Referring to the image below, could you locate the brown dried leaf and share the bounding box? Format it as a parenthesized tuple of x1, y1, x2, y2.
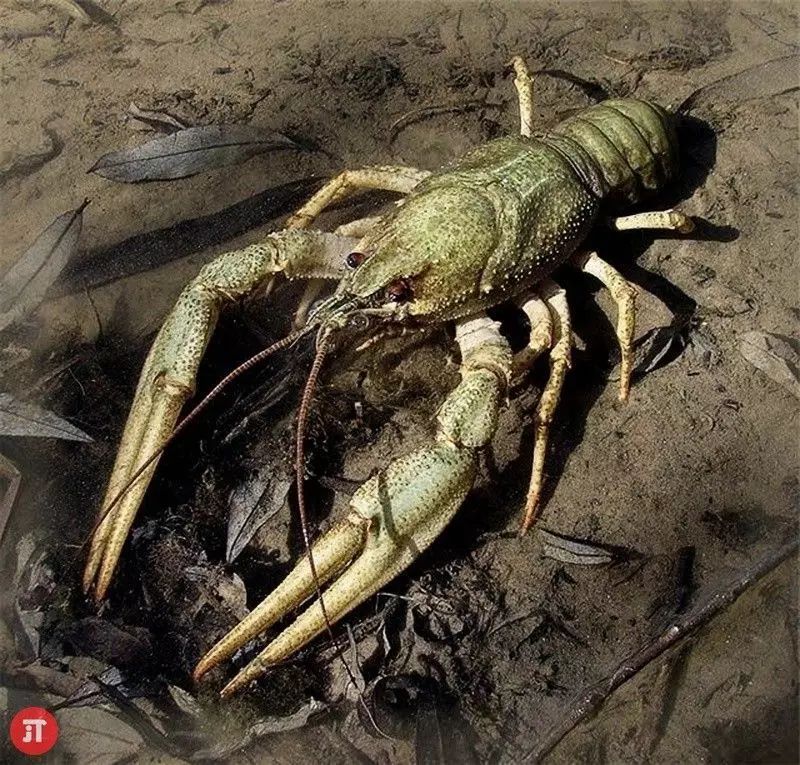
(89, 125, 299, 182)
(167, 685, 203, 720)
(0, 393, 93, 441)
(226, 467, 292, 563)
(633, 325, 686, 376)
(739, 331, 800, 399)
(540, 528, 614, 566)
(54, 706, 144, 765)
(0, 200, 87, 332)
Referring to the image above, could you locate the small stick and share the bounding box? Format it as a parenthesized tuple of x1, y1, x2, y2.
(389, 100, 494, 143)
(524, 538, 799, 763)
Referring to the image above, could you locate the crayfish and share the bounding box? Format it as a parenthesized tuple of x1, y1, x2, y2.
(83, 57, 694, 696)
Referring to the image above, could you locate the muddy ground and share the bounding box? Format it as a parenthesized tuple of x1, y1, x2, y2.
(1, 1, 798, 763)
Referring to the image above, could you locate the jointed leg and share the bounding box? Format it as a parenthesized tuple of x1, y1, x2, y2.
(572, 251, 637, 401)
(521, 280, 573, 534)
(292, 216, 386, 328)
(511, 294, 552, 387)
(334, 215, 384, 239)
(286, 166, 431, 230)
(610, 209, 694, 234)
(508, 55, 535, 138)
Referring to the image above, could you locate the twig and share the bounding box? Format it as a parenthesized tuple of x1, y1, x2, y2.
(127, 102, 188, 132)
(389, 100, 497, 143)
(524, 538, 799, 762)
(677, 54, 799, 114)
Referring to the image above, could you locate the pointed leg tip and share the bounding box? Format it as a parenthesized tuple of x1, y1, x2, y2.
(92, 577, 110, 603)
(192, 657, 214, 683)
(82, 555, 102, 593)
(82, 569, 102, 601)
(668, 210, 695, 234)
(617, 370, 631, 403)
(219, 676, 247, 699)
(519, 504, 539, 536)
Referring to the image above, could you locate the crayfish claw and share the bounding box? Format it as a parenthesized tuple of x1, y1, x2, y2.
(196, 315, 511, 696)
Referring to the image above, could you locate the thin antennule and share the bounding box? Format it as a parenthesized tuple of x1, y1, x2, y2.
(85, 326, 309, 546)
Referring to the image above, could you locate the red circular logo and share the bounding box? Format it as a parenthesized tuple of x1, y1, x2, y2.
(9, 707, 59, 756)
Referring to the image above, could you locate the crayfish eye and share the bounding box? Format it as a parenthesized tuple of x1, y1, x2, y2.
(346, 251, 366, 269)
(386, 278, 413, 303)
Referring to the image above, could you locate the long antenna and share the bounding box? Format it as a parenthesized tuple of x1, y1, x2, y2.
(294, 327, 377, 712)
(85, 327, 309, 548)
(294, 327, 335, 633)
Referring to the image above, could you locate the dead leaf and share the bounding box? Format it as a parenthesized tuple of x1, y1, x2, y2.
(43, 0, 92, 24)
(739, 331, 800, 399)
(539, 528, 615, 566)
(167, 685, 203, 720)
(70, 0, 117, 27)
(53, 177, 322, 294)
(127, 102, 188, 133)
(0, 200, 88, 333)
(0, 393, 93, 441)
(192, 698, 326, 759)
(633, 325, 686, 376)
(14, 533, 56, 657)
(226, 467, 292, 562)
(50, 706, 144, 765)
(89, 125, 300, 182)
(63, 666, 125, 710)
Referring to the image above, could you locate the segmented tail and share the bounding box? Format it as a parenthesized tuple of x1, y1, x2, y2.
(544, 99, 680, 208)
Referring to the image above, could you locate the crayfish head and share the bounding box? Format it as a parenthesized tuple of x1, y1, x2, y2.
(330, 185, 499, 325)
